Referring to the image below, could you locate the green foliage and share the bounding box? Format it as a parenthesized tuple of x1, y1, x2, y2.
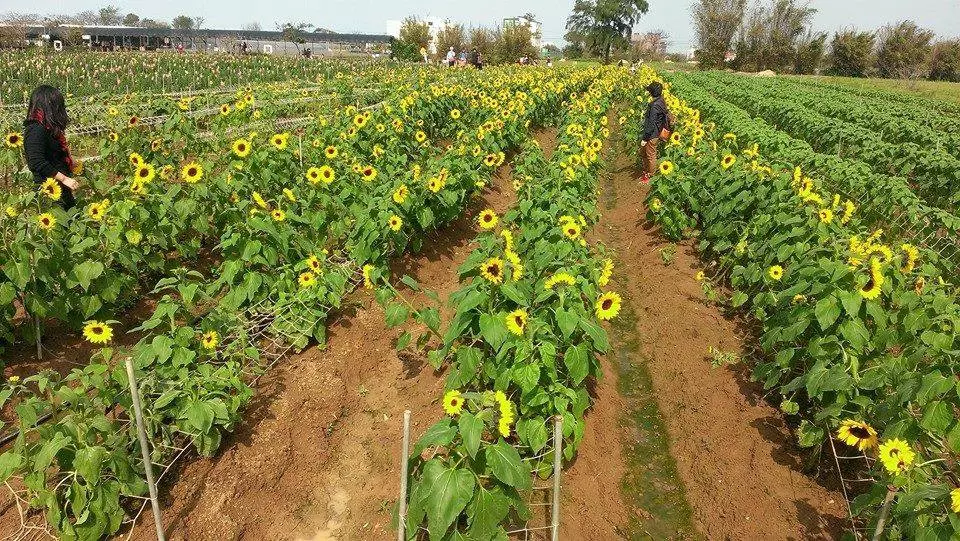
(565, 0, 650, 63)
(927, 39, 960, 82)
(875, 21, 935, 79)
(827, 29, 876, 77)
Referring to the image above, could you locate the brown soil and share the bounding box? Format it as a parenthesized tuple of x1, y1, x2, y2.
(125, 140, 529, 541)
(561, 134, 849, 540)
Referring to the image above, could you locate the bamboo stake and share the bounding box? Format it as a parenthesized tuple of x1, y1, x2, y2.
(124, 358, 166, 541)
(397, 410, 411, 541)
(551, 416, 563, 541)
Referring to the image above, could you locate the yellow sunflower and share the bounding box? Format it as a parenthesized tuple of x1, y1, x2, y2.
(721, 154, 736, 170)
(86, 199, 109, 221)
(951, 488, 960, 514)
(768, 265, 784, 281)
(82, 321, 113, 344)
(325, 145, 338, 159)
(362, 264, 375, 289)
(299, 271, 316, 288)
(836, 419, 878, 451)
(859, 258, 884, 300)
(544, 272, 576, 290)
(220, 104, 231, 116)
(562, 221, 581, 240)
(818, 208, 833, 224)
(181, 162, 203, 183)
(878, 438, 915, 474)
(128, 152, 144, 167)
(596, 292, 622, 320)
(37, 212, 56, 230)
(40, 179, 61, 201)
(232, 138, 252, 158)
(135, 163, 156, 183)
(270, 133, 289, 150)
(361, 165, 378, 181)
(388, 215, 403, 231)
(271, 209, 286, 222)
(659, 160, 675, 176)
(4, 132, 23, 148)
(201, 330, 219, 350)
(505, 309, 528, 336)
(478, 209, 498, 230)
(305, 166, 322, 184)
(442, 390, 465, 416)
(480, 257, 505, 284)
(393, 184, 409, 204)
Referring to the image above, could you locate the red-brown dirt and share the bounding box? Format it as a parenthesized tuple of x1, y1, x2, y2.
(558, 132, 849, 540)
(125, 144, 527, 541)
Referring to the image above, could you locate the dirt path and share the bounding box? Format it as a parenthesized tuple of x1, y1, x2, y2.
(563, 127, 848, 540)
(127, 140, 533, 541)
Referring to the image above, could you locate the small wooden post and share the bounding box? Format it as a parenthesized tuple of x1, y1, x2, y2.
(551, 416, 563, 541)
(124, 358, 166, 541)
(35, 314, 41, 360)
(397, 410, 412, 541)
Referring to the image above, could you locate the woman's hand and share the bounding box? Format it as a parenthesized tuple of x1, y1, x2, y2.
(58, 175, 79, 191)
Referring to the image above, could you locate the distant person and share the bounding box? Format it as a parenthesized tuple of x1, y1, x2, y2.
(420, 46, 428, 63)
(446, 47, 456, 66)
(24, 85, 79, 210)
(458, 50, 467, 66)
(470, 48, 483, 69)
(640, 81, 672, 183)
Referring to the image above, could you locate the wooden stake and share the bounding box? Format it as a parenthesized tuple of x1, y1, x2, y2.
(397, 410, 411, 541)
(551, 416, 563, 541)
(124, 358, 166, 541)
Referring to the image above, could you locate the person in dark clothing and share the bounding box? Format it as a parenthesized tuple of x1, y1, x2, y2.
(23, 85, 79, 210)
(470, 48, 483, 70)
(640, 81, 670, 183)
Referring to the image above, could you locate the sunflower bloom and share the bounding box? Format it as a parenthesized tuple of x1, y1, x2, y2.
(82, 321, 113, 344)
(836, 419, 878, 451)
(40, 179, 61, 201)
(37, 213, 56, 230)
(480, 257, 505, 284)
(478, 209, 498, 230)
(659, 160, 675, 176)
(951, 488, 960, 514)
(442, 390, 465, 416)
(362, 264, 375, 289)
(768, 265, 784, 281)
(4, 132, 23, 148)
(299, 271, 316, 288)
(721, 154, 736, 170)
(232, 138, 251, 158)
(181, 162, 203, 183)
(388, 215, 403, 231)
(505, 309, 528, 336)
(271, 209, 286, 222)
(393, 184, 409, 204)
(201, 331, 219, 350)
(859, 258, 884, 300)
(596, 292, 622, 321)
(86, 199, 110, 221)
(878, 439, 915, 474)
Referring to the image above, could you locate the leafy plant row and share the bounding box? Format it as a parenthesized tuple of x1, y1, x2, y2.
(381, 66, 632, 541)
(744, 75, 960, 160)
(682, 72, 960, 210)
(665, 74, 960, 273)
(633, 71, 960, 540)
(0, 66, 578, 540)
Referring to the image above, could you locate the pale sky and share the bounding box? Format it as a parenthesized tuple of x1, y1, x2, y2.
(14, 0, 960, 52)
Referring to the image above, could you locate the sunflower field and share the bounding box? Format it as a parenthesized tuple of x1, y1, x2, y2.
(630, 67, 960, 539)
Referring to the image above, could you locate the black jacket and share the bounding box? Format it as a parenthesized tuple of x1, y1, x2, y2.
(24, 120, 75, 209)
(642, 97, 668, 142)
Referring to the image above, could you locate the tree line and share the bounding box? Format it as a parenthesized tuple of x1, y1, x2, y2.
(392, 16, 541, 65)
(693, 0, 960, 81)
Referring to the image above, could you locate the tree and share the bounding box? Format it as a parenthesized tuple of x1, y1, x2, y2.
(827, 29, 875, 77)
(692, 0, 746, 69)
(398, 17, 431, 59)
(928, 40, 960, 82)
(172, 15, 195, 31)
(565, 0, 650, 63)
(277, 22, 313, 52)
(140, 19, 170, 29)
(242, 22, 262, 32)
(794, 30, 827, 74)
(631, 30, 669, 62)
(122, 13, 140, 27)
(491, 23, 538, 64)
(875, 20, 934, 79)
(732, 0, 817, 72)
(469, 27, 495, 60)
(436, 23, 466, 57)
(98, 5, 121, 25)
(562, 41, 585, 59)
(194, 17, 205, 30)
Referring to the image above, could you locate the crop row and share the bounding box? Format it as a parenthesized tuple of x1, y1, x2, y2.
(634, 72, 960, 539)
(667, 74, 960, 273)
(387, 67, 633, 540)
(0, 66, 586, 539)
(682, 72, 960, 211)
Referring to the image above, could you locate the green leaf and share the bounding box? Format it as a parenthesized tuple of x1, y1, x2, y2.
(72, 446, 105, 484)
(839, 319, 870, 352)
(34, 432, 71, 471)
(400, 275, 421, 291)
(396, 331, 412, 350)
(479, 313, 509, 351)
(73, 260, 105, 291)
(385, 302, 409, 328)
(563, 345, 588, 385)
(796, 420, 825, 448)
(185, 400, 214, 434)
(422, 460, 476, 539)
(412, 419, 458, 458)
(153, 390, 180, 410)
(467, 486, 511, 539)
(838, 290, 862, 318)
(731, 291, 748, 308)
(500, 282, 527, 306)
(0, 452, 24, 483)
(814, 296, 841, 331)
(459, 412, 483, 459)
(579, 318, 610, 353)
(485, 440, 531, 490)
(555, 309, 578, 341)
(513, 362, 540, 393)
(919, 401, 952, 435)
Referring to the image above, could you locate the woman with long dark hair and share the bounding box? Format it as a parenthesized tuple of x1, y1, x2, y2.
(24, 85, 79, 209)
